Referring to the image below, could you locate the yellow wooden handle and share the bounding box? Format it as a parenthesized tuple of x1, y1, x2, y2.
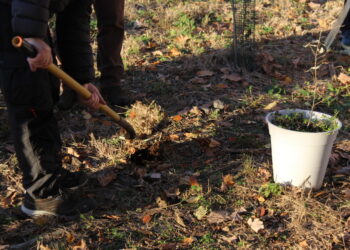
(47, 64, 91, 99)
(12, 36, 136, 139)
(47, 64, 135, 138)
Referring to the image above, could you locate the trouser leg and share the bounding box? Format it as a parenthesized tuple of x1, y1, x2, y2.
(94, 0, 125, 86)
(0, 68, 62, 199)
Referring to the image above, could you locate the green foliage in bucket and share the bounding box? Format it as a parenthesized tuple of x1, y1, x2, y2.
(271, 111, 339, 132)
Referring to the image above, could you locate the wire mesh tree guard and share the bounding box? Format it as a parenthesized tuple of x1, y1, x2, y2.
(231, 0, 257, 70)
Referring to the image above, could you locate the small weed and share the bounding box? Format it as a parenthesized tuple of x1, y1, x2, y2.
(107, 228, 126, 240)
(200, 233, 215, 244)
(259, 182, 282, 198)
(209, 109, 220, 120)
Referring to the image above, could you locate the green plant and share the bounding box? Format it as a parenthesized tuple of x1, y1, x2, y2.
(200, 233, 215, 244)
(259, 182, 282, 198)
(271, 111, 339, 132)
(107, 228, 126, 240)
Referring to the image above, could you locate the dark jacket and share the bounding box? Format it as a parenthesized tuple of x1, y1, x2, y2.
(0, 0, 94, 83)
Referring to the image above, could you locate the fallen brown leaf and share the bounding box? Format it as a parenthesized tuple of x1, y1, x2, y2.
(156, 197, 167, 208)
(338, 73, 350, 85)
(343, 189, 350, 199)
(97, 171, 117, 187)
(66, 231, 75, 244)
(142, 214, 152, 224)
(189, 77, 207, 84)
(194, 206, 207, 220)
(67, 147, 80, 158)
(2, 191, 17, 207)
(247, 217, 264, 232)
(174, 210, 186, 227)
(172, 115, 183, 122)
(216, 83, 229, 89)
(183, 237, 195, 245)
(222, 74, 243, 82)
(209, 139, 221, 148)
(169, 48, 181, 57)
(72, 239, 88, 250)
(263, 101, 278, 111)
(189, 176, 200, 187)
(223, 174, 235, 186)
(196, 70, 214, 77)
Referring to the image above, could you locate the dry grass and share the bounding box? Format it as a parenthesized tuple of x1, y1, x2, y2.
(126, 101, 165, 136)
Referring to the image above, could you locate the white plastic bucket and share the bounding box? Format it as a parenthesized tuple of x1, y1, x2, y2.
(265, 109, 342, 190)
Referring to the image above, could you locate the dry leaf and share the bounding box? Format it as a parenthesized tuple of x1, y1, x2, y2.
(189, 176, 200, 187)
(257, 196, 266, 203)
(175, 35, 190, 45)
(194, 206, 207, 220)
(174, 210, 186, 227)
(343, 189, 350, 199)
(142, 214, 152, 224)
(164, 187, 180, 198)
(263, 101, 278, 111)
(67, 147, 80, 158)
(186, 196, 201, 204)
(39, 244, 51, 250)
(128, 111, 137, 119)
(247, 217, 264, 232)
(2, 191, 16, 207)
(196, 70, 214, 77)
(282, 76, 293, 84)
(223, 174, 235, 186)
(222, 74, 243, 82)
(308, 2, 320, 9)
(184, 133, 197, 139)
(156, 197, 167, 208)
(256, 207, 266, 217)
(220, 67, 231, 74)
(299, 240, 309, 248)
(170, 48, 181, 57)
(220, 235, 237, 244)
(152, 50, 163, 56)
(189, 77, 207, 84)
(172, 115, 183, 122)
(183, 237, 195, 245)
(209, 139, 221, 148)
(189, 106, 202, 116)
(338, 73, 350, 85)
(207, 210, 232, 224)
(97, 171, 117, 187)
(104, 215, 121, 221)
(213, 99, 225, 109)
(72, 239, 88, 250)
(66, 232, 75, 244)
(168, 134, 179, 141)
(216, 83, 229, 89)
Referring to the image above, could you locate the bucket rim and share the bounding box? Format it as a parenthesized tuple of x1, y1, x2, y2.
(265, 109, 342, 134)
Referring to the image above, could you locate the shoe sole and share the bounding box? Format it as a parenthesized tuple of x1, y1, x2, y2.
(21, 205, 57, 217)
(341, 43, 350, 50)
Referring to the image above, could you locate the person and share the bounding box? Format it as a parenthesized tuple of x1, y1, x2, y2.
(0, 0, 105, 217)
(342, 0, 350, 48)
(59, 0, 129, 110)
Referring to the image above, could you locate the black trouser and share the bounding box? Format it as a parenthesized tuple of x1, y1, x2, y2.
(344, 0, 350, 31)
(94, 0, 125, 86)
(0, 3, 62, 199)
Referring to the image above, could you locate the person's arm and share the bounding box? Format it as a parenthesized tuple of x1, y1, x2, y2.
(12, 0, 52, 71)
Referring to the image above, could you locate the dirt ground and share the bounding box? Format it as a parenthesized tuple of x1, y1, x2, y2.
(1, 0, 350, 249)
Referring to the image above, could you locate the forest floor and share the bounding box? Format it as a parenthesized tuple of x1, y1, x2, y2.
(1, 0, 350, 249)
